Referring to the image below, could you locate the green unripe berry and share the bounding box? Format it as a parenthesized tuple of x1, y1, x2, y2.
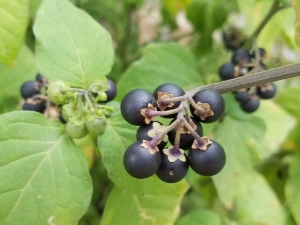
(47, 81, 71, 105)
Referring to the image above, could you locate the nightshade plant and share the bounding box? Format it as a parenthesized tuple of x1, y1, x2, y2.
(1, 0, 300, 225)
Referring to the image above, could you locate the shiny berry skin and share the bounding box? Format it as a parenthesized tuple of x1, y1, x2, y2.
(136, 121, 168, 150)
(234, 90, 250, 103)
(153, 83, 185, 118)
(168, 116, 203, 150)
(105, 79, 117, 102)
(231, 49, 251, 65)
(22, 98, 45, 113)
(121, 89, 157, 126)
(241, 97, 260, 113)
(188, 140, 226, 176)
(156, 153, 189, 183)
(20, 81, 40, 99)
(190, 89, 225, 123)
(123, 141, 161, 179)
(257, 83, 276, 99)
(219, 62, 235, 80)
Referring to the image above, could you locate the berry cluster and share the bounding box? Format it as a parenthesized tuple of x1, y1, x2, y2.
(218, 48, 276, 113)
(20, 74, 49, 113)
(121, 83, 226, 183)
(20, 75, 117, 138)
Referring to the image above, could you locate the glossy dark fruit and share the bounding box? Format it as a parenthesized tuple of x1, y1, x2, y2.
(251, 48, 266, 60)
(168, 116, 203, 150)
(240, 97, 260, 113)
(234, 90, 250, 103)
(136, 121, 167, 150)
(121, 89, 157, 126)
(22, 98, 46, 113)
(257, 83, 276, 99)
(66, 121, 89, 139)
(190, 89, 225, 123)
(222, 28, 247, 51)
(20, 81, 40, 99)
(105, 79, 117, 102)
(123, 141, 161, 179)
(153, 83, 185, 118)
(188, 140, 226, 176)
(36, 73, 46, 85)
(231, 49, 251, 65)
(219, 62, 236, 80)
(156, 152, 189, 183)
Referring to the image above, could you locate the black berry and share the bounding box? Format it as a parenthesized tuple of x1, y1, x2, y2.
(136, 121, 168, 150)
(240, 96, 260, 113)
(156, 152, 189, 183)
(22, 98, 46, 113)
(188, 140, 226, 176)
(219, 62, 236, 80)
(234, 90, 250, 103)
(251, 48, 266, 60)
(105, 79, 117, 102)
(123, 141, 161, 179)
(20, 81, 40, 99)
(168, 116, 203, 150)
(257, 83, 276, 99)
(121, 89, 157, 126)
(231, 49, 251, 65)
(190, 89, 225, 123)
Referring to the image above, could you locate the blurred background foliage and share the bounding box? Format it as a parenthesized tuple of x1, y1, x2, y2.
(1, 0, 300, 224)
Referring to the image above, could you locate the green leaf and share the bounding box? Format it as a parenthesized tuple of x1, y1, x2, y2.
(0, 0, 29, 65)
(276, 87, 300, 118)
(0, 111, 92, 225)
(176, 209, 222, 225)
(286, 149, 300, 225)
(0, 46, 36, 103)
(98, 103, 189, 225)
(293, 0, 300, 48)
(34, 0, 114, 89)
(116, 43, 201, 100)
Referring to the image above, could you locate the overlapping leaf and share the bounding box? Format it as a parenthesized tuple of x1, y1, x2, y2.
(34, 0, 114, 89)
(0, 0, 29, 65)
(0, 111, 93, 225)
(293, 0, 300, 48)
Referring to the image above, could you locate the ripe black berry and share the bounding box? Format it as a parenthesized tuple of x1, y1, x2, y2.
(231, 49, 251, 65)
(123, 141, 161, 179)
(257, 83, 276, 99)
(251, 48, 266, 60)
(219, 62, 236, 80)
(156, 152, 189, 183)
(121, 89, 157, 126)
(190, 89, 225, 123)
(136, 121, 168, 150)
(22, 98, 46, 113)
(153, 83, 185, 118)
(105, 79, 117, 102)
(240, 96, 260, 113)
(168, 116, 203, 150)
(20, 81, 40, 99)
(188, 140, 226, 176)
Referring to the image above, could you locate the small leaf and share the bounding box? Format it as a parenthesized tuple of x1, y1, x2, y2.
(0, 0, 29, 65)
(293, 0, 300, 48)
(0, 46, 36, 102)
(98, 103, 189, 225)
(34, 0, 114, 89)
(0, 111, 93, 225)
(116, 43, 201, 100)
(176, 209, 222, 225)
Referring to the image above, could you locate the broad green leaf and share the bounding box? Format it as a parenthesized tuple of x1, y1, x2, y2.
(0, 46, 36, 104)
(0, 0, 29, 65)
(117, 43, 201, 100)
(176, 209, 222, 225)
(293, 0, 300, 48)
(276, 87, 300, 118)
(0, 111, 92, 225)
(286, 149, 300, 225)
(29, 0, 43, 17)
(34, 0, 114, 89)
(162, 0, 192, 17)
(98, 103, 189, 225)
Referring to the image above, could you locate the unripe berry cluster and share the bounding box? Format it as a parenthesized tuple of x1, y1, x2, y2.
(219, 48, 276, 113)
(121, 83, 226, 183)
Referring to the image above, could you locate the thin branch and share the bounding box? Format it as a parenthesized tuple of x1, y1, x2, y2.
(187, 63, 300, 96)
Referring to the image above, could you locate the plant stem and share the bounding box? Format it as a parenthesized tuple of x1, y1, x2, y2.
(187, 63, 300, 96)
